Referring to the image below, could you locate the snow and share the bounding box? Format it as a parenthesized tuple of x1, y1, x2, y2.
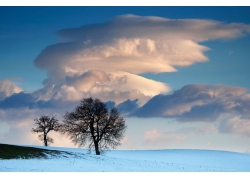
(1, 145, 250, 172)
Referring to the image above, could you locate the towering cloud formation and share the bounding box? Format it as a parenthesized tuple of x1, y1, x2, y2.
(33, 15, 250, 104)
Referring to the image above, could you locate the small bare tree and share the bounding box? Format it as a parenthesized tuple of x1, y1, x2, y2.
(31, 115, 60, 146)
(60, 97, 126, 155)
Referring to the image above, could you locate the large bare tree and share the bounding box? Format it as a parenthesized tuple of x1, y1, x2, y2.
(60, 97, 126, 155)
(31, 115, 60, 146)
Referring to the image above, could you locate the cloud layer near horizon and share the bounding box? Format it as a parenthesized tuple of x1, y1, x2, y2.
(127, 84, 250, 139)
(132, 84, 250, 121)
(1, 80, 250, 140)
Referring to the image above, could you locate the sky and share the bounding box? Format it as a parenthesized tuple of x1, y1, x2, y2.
(1, 5, 250, 153)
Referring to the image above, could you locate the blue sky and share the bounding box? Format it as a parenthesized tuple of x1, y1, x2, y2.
(1, 6, 250, 152)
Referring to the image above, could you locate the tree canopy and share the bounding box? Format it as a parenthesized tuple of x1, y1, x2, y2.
(31, 115, 60, 146)
(60, 97, 126, 155)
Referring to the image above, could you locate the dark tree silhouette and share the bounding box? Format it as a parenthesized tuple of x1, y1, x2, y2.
(31, 115, 60, 146)
(60, 97, 126, 155)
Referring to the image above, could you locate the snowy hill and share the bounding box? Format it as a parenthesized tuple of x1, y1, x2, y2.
(1, 145, 250, 172)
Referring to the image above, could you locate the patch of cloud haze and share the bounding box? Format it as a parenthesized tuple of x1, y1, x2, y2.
(174, 123, 218, 135)
(143, 129, 186, 148)
(120, 136, 134, 149)
(219, 114, 250, 137)
(0, 107, 76, 147)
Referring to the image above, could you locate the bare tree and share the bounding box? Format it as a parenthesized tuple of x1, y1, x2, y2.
(31, 115, 60, 146)
(60, 97, 126, 155)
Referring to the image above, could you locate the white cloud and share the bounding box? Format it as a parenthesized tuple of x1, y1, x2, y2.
(53, 85, 85, 102)
(66, 70, 169, 97)
(32, 70, 169, 105)
(33, 15, 250, 104)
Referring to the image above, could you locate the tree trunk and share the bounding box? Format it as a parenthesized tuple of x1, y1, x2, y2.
(94, 141, 100, 155)
(44, 134, 47, 146)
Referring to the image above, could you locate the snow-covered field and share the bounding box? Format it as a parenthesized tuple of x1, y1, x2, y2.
(1, 145, 250, 172)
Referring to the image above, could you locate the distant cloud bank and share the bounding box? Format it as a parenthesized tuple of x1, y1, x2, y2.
(131, 84, 250, 121)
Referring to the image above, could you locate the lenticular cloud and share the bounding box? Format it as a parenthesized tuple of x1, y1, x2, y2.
(33, 15, 250, 104)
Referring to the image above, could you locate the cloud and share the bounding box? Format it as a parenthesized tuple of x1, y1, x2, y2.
(0, 92, 36, 109)
(3, 15, 250, 110)
(1, 83, 250, 128)
(1, 83, 250, 125)
(0, 106, 76, 147)
(32, 15, 250, 105)
(30, 69, 168, 106)
(117, 99, 139, 115)
(35, 15, 250, 79)
(0, 117, 74, 147)
(0, 121, 10, 139)
(143, 129, 186, 147)
(1, 83, 248, 146)
(174, 123, 218, 135)
(120, 136, 134, 149)
(142, 123, 218, 148)
(218, 115, 250, 137)
(0, 79, 22, 101)
(132, 84, 250, 122)
(64, 70, 169, 104)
